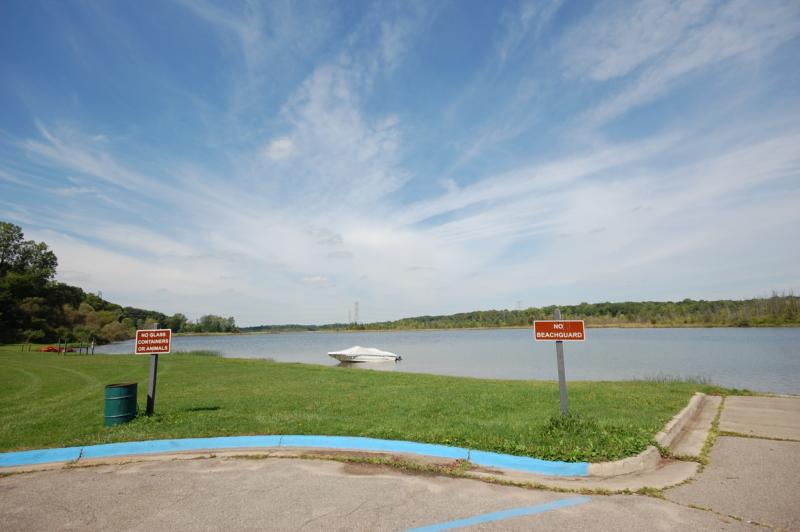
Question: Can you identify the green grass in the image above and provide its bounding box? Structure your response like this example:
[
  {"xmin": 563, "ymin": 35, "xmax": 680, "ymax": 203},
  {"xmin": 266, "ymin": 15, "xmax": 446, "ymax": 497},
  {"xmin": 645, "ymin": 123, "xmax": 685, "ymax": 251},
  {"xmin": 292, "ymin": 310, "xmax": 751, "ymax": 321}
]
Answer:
[
  {"xmin": 171, "ymin": 350, "xmax": 222, "ymax": 357},
  {"xmin": 0, "ymin": 350, "xmax": 735, "ymax": 462}
]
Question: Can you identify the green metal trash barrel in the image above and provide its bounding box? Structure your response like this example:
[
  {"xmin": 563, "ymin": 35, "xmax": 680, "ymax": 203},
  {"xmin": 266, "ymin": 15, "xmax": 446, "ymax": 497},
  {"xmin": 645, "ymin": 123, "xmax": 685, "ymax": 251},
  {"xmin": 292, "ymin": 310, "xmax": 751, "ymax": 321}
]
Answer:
[{"xmin": 104, "ymin": 382, "xmax": 138, "ymax": 426}]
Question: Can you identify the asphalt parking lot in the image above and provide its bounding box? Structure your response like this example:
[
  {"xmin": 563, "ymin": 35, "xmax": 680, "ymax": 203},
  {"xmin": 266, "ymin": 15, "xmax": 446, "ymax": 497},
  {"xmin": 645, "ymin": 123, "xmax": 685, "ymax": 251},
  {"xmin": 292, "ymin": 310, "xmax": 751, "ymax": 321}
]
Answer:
[
  {"xmin": 0, "ymin": 457, "xmax": 759, "ymax": 531},
  {"xmin": 1, "ymin": 395, "xmax": 798, "ymax": 531}
]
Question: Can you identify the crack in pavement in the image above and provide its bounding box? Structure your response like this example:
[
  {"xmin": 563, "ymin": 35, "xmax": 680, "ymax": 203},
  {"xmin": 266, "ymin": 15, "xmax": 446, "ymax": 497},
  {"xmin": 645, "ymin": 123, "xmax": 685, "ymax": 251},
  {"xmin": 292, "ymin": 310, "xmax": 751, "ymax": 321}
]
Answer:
[{"xmin": 295, "ymin": 498, "xmax": 371, "ymax": 531}]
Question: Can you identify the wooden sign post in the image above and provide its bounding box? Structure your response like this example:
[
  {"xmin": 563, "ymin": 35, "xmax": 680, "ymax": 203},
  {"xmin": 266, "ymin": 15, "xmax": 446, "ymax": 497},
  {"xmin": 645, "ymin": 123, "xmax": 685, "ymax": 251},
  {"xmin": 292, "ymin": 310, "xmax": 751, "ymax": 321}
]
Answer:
[
  {"xmin": 135, "ymin": 327, "xmax": 172, "ymax": 416},
  {"xmin": 534, "ymin": 311, "xmax": 585, "ymax": 416}
]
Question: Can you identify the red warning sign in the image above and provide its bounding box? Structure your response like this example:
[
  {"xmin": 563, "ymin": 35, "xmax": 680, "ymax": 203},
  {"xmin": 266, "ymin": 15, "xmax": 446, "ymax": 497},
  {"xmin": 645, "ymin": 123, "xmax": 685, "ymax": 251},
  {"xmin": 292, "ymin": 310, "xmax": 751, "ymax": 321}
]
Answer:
[
  {"xmin": 135, "ymin": 329, "xmax": 172, "ymax": 354},
  {"xmin": 533, "ymin": 320, "xmax": 585, "ymax": 341}
]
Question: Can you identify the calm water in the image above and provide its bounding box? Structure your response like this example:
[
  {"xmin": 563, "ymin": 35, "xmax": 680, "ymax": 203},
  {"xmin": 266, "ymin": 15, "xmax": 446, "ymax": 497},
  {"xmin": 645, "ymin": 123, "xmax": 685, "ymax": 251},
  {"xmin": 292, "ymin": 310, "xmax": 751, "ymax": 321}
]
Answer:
[{"xmin": 98, "ymin": 328, "xmax": 800, "ymax": 394}]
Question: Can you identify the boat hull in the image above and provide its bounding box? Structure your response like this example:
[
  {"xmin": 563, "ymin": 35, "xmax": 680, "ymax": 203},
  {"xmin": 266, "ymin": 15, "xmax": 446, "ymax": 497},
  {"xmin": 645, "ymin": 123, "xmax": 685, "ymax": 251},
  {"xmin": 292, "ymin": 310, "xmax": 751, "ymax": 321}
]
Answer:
[
  {"xmin": 328, "ymin": 346, "xmax": 401, "ymax": 363},
  {"xmin": 329, "ymin": 354, "xmax": 398, "ymax": 363}
]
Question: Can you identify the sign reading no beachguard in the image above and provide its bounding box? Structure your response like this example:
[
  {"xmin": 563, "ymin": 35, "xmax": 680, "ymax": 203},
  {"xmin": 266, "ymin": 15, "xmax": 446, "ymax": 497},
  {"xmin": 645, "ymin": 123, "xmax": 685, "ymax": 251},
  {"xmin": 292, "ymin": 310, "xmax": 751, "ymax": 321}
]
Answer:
[
  {"xmin": 534, "ymin": 320, "xmax": 586, "ymax": 341},
  {"xmin": 135, "ymin": 329, "xmax": 172, "ymax": 354}
]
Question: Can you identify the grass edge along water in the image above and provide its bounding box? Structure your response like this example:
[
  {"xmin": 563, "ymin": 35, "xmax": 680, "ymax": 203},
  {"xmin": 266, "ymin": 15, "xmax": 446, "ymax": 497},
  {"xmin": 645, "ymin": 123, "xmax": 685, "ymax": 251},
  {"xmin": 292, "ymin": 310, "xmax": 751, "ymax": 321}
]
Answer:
[{"xmin": 0, "ymin": 350, "xmax": 742, "ymax": 462}]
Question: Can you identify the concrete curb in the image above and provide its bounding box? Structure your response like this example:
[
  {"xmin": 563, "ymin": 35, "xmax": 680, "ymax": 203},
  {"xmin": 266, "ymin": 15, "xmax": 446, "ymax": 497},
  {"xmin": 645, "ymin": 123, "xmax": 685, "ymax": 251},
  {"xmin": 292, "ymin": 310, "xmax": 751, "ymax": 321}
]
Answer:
[
  {"xmin": 587, "ymin": 445, "xmax": 661, "ymax": 477},
  {"xmin": 655, "ymin": 392, "xmax": 706, "ymax": 448},
  {"xmin": 587, "ymin": 392, "xmax": 707, "ymax": 477}
]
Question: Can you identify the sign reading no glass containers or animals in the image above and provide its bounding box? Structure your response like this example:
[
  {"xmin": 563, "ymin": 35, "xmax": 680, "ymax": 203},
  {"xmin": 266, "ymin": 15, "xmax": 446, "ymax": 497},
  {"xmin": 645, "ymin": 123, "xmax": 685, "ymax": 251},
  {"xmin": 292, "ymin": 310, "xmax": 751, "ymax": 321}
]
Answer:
[
  {"xmin": 533, "ymin": 320, "xmax": 586, "ymax": 341},
  {"xmin": 135, "ymin": 329, "xmax": 172, "ymax": 354}
]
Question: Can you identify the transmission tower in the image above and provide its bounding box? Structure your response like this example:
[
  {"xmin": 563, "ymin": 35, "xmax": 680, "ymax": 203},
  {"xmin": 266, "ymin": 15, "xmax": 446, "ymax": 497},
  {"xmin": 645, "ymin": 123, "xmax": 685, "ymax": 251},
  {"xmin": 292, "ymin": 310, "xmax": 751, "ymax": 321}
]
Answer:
[{"xmin": 354, "ymin": 301, "xmax": 359, "ymax": 324}]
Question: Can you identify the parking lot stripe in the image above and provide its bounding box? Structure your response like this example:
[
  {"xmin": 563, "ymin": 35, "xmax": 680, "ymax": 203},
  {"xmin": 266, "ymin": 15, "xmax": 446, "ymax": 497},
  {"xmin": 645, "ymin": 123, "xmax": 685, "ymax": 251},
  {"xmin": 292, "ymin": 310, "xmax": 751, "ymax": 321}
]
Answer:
[{"xmin": 404, "ymin": 496, "xmax": 591, "ymax": 531}]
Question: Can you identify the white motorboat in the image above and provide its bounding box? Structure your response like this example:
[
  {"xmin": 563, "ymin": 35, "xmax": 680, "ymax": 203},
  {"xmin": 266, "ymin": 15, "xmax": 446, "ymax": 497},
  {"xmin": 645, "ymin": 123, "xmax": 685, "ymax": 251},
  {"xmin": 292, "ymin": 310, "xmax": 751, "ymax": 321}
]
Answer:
[{"xmin": 328, "ymin": 346, "xmax": 401, "ymax": 363}]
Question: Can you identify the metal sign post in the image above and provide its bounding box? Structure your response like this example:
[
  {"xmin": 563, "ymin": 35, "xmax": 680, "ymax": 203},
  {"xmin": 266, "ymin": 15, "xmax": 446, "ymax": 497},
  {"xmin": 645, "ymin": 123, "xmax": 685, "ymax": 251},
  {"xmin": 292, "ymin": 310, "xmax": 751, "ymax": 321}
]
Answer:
[
  {"xmin": 554, "ymin": 309, "xmax": 569, "ymax": 416},
  {"xmin": 135, "ymin": 326, "xmax": 172, "ymax": 416},
  {"xmin": 533, "ymin": 312, "xmax": 586, "ymax": 417},
  {"xmin": 147, "ymin": 351, "xmax": 159, "ymax": 416}
]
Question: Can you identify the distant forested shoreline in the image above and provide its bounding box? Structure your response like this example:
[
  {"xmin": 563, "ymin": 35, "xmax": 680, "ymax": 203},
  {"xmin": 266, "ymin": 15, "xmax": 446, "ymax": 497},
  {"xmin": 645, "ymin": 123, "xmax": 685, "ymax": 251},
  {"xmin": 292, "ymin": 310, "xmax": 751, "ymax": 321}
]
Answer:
[
  {"xmin": 0, "ymin": 221, "xmax": 237, "ymax": 344},
  {"xmin": 242, "ymin": 294, "xmax": 800, "ymax": 333}
]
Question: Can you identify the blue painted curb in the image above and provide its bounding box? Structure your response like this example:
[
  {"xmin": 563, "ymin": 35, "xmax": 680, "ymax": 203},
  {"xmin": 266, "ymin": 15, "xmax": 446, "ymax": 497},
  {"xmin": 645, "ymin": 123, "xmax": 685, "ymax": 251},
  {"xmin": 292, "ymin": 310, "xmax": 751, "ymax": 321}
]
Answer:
[
  {"xmin": 0, "ymin": 446, "xmax": 83, "ymax": 467},
  {"xmin": 0, "ymin": 435, "xmax": 589, "ymax": 477},
  {"xmin": 79, "ymin": 436, "xmax": 283, "ymax": 460},
  {"xmin": 469, "ymin": 449, "xmax": 588, "ymax": 477}
]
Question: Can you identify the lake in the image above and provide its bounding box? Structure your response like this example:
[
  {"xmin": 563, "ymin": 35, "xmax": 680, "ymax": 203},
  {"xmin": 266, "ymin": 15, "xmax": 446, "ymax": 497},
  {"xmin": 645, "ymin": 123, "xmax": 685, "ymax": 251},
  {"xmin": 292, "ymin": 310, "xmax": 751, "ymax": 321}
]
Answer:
[{"xmin": 97, "ymin": 327, "xmax": 800, "ymax": 394}]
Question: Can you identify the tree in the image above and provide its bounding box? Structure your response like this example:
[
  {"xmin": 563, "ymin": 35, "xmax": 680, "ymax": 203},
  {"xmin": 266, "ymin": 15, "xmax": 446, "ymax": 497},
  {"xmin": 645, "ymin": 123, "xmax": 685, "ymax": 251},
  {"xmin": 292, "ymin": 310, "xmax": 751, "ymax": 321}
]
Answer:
[
  {"xmin": 0, "ymin": 223, "xmax": 60, "ymax": 342},
  {"xmin": 163, "ymin": 313, "xmax": 188, "ymax": 332},
  {"xmin": 0, "ymin": 220, "xmax": 232, "ymax": 344},
  {"xmin": 0, "ymin": 222, "xmax": 57, "ymax": 279},
  {"xmin": 100, "ymin": 321, "xmax": 131, "ymax": 342},
  {"xmin": 195, "ymin": 314, "xmax": 237, "ymax": 333}
]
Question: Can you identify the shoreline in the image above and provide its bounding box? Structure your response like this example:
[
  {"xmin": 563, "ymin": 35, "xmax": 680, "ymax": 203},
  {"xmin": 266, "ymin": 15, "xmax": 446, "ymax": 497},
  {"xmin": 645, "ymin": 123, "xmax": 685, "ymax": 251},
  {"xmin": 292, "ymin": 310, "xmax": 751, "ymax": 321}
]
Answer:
[{"xmin": 203, "ymin": 323, "xmax": 800, "ymax": 336}]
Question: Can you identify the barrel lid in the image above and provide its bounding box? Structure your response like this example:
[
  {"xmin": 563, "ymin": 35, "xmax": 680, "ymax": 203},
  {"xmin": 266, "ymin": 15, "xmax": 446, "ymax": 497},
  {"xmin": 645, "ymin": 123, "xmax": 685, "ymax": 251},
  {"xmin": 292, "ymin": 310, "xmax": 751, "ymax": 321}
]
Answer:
[{"xmin": 105, "ymin": 382, "xmax": 137, "ymax": 388}]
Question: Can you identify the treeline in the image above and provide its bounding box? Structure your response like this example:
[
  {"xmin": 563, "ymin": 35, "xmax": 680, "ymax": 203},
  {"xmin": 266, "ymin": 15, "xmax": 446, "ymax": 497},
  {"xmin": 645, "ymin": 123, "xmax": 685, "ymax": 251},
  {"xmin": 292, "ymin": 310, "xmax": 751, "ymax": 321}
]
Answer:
[
  {"xmin": 180, "ymin": 314, "xmax": 238, "ymax": 334},
  {"xmin": 240, "ymin": 324, "xmax": 324, "ymax": 333},
  {"xmin": 243, "ymin": 294, "xmax": 800, "ymax": 333},
  {"xmin": 0, "ymin": 222, "xmax": 237, "ymax": 344},
  {"xmin": 353, "ymin": 295, "xmax": 799, "ymax": 329}
]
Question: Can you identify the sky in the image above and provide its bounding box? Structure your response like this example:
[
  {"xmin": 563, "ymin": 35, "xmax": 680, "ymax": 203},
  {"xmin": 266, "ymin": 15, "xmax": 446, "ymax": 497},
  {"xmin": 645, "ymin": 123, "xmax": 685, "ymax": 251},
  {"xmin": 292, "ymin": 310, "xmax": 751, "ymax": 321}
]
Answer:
[{"xmin": 1, "ymin": 0, "xmax": 799, "ymax": 326}]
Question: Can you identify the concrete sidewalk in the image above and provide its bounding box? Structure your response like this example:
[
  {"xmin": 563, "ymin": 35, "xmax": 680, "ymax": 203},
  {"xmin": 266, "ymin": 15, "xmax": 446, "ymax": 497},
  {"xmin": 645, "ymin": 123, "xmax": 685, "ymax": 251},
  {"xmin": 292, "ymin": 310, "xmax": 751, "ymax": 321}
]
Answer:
[
  {"xmin": 666, "ymin": 396, "xmax": 800, "ymax": 531},
  {"xmin": 720, "ymin": 396, "xmax": 800, "ymax": 440}
]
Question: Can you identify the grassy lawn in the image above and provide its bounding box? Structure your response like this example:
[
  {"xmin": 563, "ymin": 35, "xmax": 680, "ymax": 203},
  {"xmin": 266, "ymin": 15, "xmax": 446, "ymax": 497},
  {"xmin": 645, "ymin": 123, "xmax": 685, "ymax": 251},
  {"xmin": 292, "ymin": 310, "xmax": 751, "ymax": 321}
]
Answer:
[{"xmin": 0, "ymin": 349, "xmax": 735, "ymax": 462}]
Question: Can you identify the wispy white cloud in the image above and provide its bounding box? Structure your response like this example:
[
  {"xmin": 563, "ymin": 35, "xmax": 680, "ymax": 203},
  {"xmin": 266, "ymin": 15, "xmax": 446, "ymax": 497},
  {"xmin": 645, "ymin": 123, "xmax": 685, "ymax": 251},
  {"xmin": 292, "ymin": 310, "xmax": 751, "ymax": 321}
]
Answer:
[
  {"xmin": 421, "ymin": 130, "xmax": 800, "ymax": 305},
  {"xmin": 277, "ymin": 64, "xmax": 406, "ymax": 206},
  {"xmin": 48, "ymin": 185, "xmax": 96, "ymax": 197},
  {"xmin": 0, "ymin": 168, "xmax": 29, "ymax": 186},
  {"xmin": 402, "ymin": 134, "xmax": 679, "ymax": 227},
  {"xmin": 440, "ymin": 1, "xmax": 561, "ymax": 172},
  {"xmin": 174, "ymin": 0, "xmax": 334, "ymax": 75},
  {"xmin": 561, "ymin": 0, "xmax": 714, "ymax": 81},
  {"xmin": 497, "ymin": 0, "xmax": 563, "ymax": 64},
  {"xmin": 562, "ymin": 0, "xmax": 800, "ymax": 124},
  {"xmin": 262, "ymin": 137, "xmax": 294, "ymax": 160},
  {"xmin": 301, "ymin": 275, "xmax": 333, "ymax": 287},
  {"xmin": 23, "ymin": 123, "xmax": 166, "ymax": 193}
]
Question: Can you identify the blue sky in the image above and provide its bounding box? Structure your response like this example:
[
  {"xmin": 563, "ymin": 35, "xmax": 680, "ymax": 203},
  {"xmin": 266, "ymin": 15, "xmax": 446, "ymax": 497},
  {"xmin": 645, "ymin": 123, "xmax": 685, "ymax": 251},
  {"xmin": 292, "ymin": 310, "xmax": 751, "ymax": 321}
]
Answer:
[{"xmin": 1, "ymin": 0, "xmax": 799, "ymax": 326}]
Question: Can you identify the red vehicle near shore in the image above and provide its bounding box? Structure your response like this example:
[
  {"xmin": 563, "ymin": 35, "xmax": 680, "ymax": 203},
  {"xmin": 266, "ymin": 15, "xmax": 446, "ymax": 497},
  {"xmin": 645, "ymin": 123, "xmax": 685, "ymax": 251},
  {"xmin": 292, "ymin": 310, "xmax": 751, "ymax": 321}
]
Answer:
[{"xmin": 38, "ymin": 345, "xmax": 74, "ymax": 353}]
